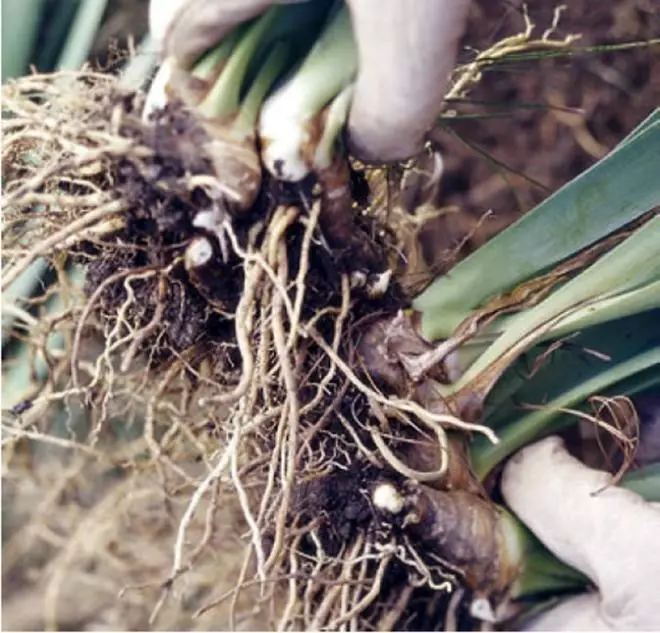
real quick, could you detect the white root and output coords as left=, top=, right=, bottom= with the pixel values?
left=185, top=235, right=215, bottom=270
left=372, top=483, right=405, bottom=515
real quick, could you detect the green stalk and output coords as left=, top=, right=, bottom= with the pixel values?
left=3, top=0, right=110, bottom=363
left=414, top=112, right=660, bottom=340
left=149, top=1, right=331, bottom=116
left=280, top=3, right=357, bottom=120
left=3, top=12, right=158, bottom=408
left=191, top=26, right=247, bottom=81
left=189, top=41, right=292, bottom=217
left=234, top=42, right=291, bottom=133
left=56, top=0, right=109, bottom=71
left=259, top=3, right=357, bottom=181
left=197, top=5, right=286, bottom=119
left=470, top=345, right=660, bottom=480
left=154, top=27, right=247, bottom=111
left=3, top=0, right=109, bottom=306
left=1, top=0, right=47, bottom=79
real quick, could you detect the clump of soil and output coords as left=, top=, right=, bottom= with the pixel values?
left=75, top=99, right=247, bottom=363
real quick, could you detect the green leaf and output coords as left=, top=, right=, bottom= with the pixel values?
left=543, top=279, right=660, bottom=340
left=1, top=0, right=47, bottom=80
left=414, top=111, right=660, bottom=340
left=482, top=310, right=660, bottom=429
left=617, top=108, right=660, bottom=147
left=455, top=215, right=660, bottom=389
left=471, top=345, right=660, bottom=480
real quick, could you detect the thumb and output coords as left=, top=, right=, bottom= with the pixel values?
left=346, top=0, right=470, bottom=162
left=502, top=436, right=660, bottom=630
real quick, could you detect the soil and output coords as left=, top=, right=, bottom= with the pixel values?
left=78, top=99, right=243, bottom=362
left=419, top=0, right=660, bottom=274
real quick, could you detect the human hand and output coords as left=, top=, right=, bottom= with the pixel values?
left=148, top=0, right=470, bottom=162
left=501, top=436, right=660, bottom=630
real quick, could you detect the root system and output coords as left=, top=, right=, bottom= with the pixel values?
left=1, top=14, right=592, bottom=627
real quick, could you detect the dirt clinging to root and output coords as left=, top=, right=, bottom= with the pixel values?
left=7, top=15, right=601, bottom=618
left=1, top=70, right=500, bottom=631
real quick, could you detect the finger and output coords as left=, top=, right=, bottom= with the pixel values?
left=346, top=0, right=470, bottom=162
left=151, top=0, right=275, bottom=67
left=502, top=436, right=660, bottom=630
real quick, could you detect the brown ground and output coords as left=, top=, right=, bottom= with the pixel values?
left=422, top=0, right=659, bottom=268
left=2, top=1, right=659, bottom=631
